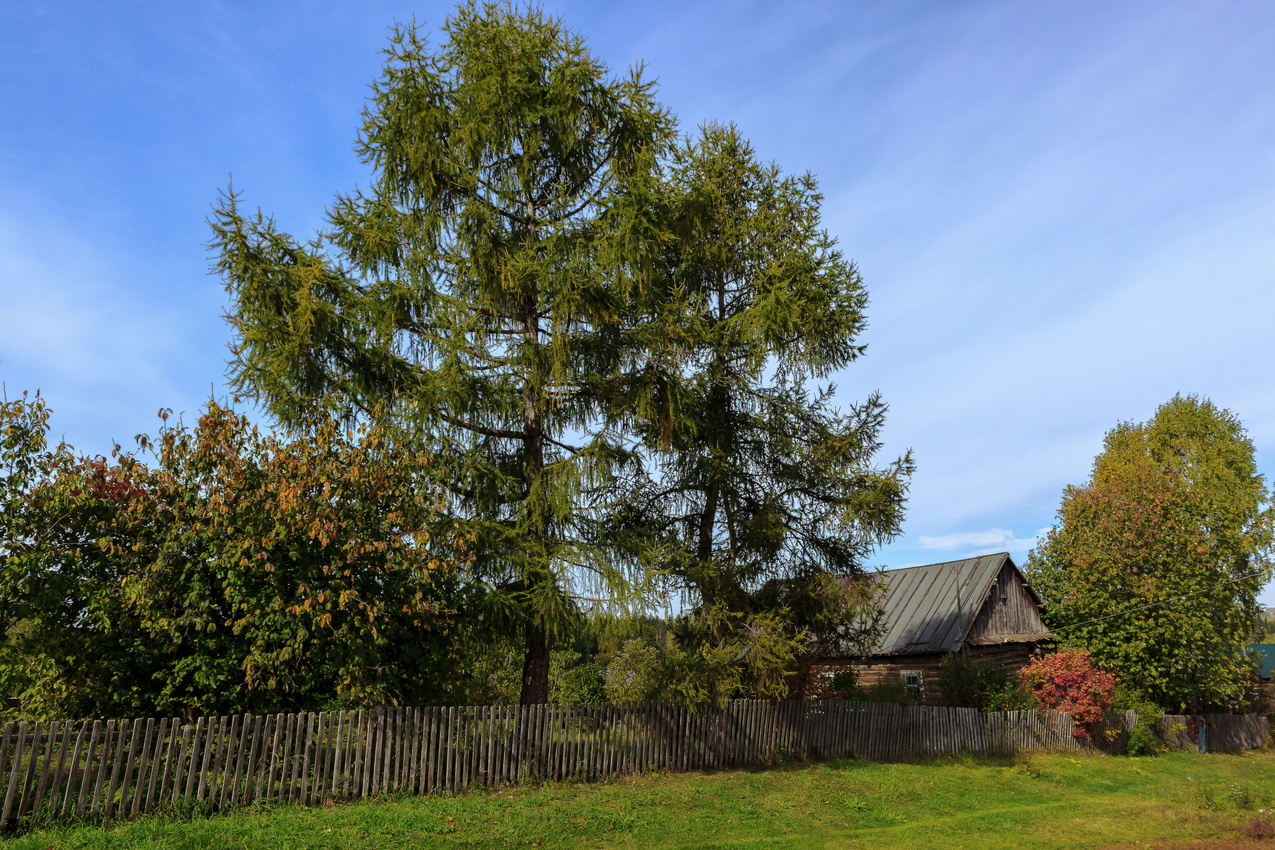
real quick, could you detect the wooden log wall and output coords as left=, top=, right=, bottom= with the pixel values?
left=0, top=702, right=1265, bottom=829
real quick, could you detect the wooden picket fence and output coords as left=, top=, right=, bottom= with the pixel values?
left=1157, top=713, right=1270, bottom=751
left=1, top=700, right=1268, bottom=829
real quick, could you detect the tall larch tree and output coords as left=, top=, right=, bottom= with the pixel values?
left=209, top=2, right=674, bottom=704
left=614, top=125, right=912, bottom=702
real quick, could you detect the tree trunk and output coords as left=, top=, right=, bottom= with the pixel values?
left=520, top=625, right=550, bottom=705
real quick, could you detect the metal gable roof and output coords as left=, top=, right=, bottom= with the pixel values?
left=870, top=552, right=1011, bottom=656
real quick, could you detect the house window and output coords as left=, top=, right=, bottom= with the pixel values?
left=901, top=670, right=922, bottom=694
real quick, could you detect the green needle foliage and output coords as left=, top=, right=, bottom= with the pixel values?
left=1026, top=395, right=1274, bottom=712
left=615, top=125, right=912, bottom=703
left=209, top=3, right=675, bottom=704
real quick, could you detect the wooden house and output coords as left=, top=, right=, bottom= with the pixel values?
left=813, top=552, right=1053, bottom=702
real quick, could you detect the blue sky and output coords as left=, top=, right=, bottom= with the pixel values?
left=3, top=1, right=1274, bottom=604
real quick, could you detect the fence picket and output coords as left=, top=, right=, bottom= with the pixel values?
left=2, top=701, right=1269, bottom=830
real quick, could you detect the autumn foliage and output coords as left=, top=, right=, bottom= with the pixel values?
left=1019, top=649, right=1116, bottom=738
left=1026, top=395, right=1273, bottom=711
left=0, top=394, right=460, bottom=718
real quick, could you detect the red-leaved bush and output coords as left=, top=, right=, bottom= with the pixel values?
left=1018, top=649, right=1117, bottom=739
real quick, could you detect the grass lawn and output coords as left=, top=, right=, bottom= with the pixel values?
left=10, top=749, right=1275, bottom=849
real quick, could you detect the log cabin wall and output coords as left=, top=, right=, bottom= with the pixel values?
left=966, top=641, right=1038, bottom=670
left=964, top=565, right=1048, bottom=642
left=809, top=656, right=948, bottom=702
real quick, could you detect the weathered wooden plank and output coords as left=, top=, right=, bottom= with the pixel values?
left=110, top=718, right=139, bottom=819
left=30, top=720, right=59, bottom=820
left=441, top=706, right=456, bottom=794
left=365, top=708, right=380, bottom=798
left=14, top=720, right=43, bottom=822
left=422, top=707, right=438, bottom=794
left=276, top=714, right=294, bottom=804
left=314, top=711, right=330, bottom=804
left=155, top=718, right=178, bottom=808
left=30, top=720, right=60, bottom=819
left=180, top=718, right=202, bottom=800
left=487, top=704, right=499, bottom=786
left=396, top=707, right=408, bottom=791
left=74, top=720, right=101, bottom=817
left=497, top=704, right=510, bottom=785
left=0, top=724, right=10, bottom=812
left=235, top=715, right=261, bottom=806
left=288, top=713, right=306, bottom=804
left=332, top=712, right=348, bottom=800
left=2, top=721, right=28, bottom=825
left=253, top=716, right=274, bottom=803
left=219, top=714, right=241, bottom=809
left=364, top=708, right=379, bottom=799
left=58, top=721, right=87, bottom=819
left=47, top=721, right=75, bottom=819
left=458, top=706, right=472, bottom=791
left=286, top=713, right=306, bottom=805
left=382, top=706, right=395, bottom=794
left=382, top=709, right=394, bottom=794
left=447, top=704, right=459, bottom=791
left=173, top=720, right=196, bottom=807
left=347, top=710, right=363, bottom=801
left=316, top=712, right=332, bottom=804
left=90, top=719, right=119, bottom=817
left=195, top=716, right=221, bottom=803
left=128, top=718, right=155, bottom=817
left=296, top=713, right=314, bottom=806
left=313, top=712, right=328, bottom=804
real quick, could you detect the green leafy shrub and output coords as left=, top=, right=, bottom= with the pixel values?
left=863, top=677, right=920, bottom=706
left=1112, top=684, right=1168, bottom=756
left=935, top=653, right=1031, bottom=710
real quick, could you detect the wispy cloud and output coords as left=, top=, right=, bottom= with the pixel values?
left=919, top=528, right=1050, bottom=555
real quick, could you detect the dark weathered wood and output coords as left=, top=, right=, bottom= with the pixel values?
left=58, top=722, right=86, bottom=819
left=110, top=718, right=139, bottom=819
left=279, top=713, right=297, bottom=804
left=75, top=719, right=101, bottom=817
left=15, top=721, right=42, bottom=821
left=2, top=721, right=28, bottom=825
left=332, top=712, right=348, bottom=800
left=30, top=720, right=60, bottom=819
left=318, top=713, right=333, bottom=801
left=217, top=715, right=239, bottom=811
left=130, top=718, right=155, bottom=816
left=234, top=715, right=259, bottom=806
left=195, top=715, right=220, bottom=803
left=145, top=718, right=169, bottom=813
left=180, top=718, right=201, bottom=800
left=287, top=713, right=305, bottom=805
left=363, top=707, right=375, bottom=797
left=383, top=708, right=395, bottom=793
left=159, top=718, right=182, bottom=805
left=297, top=713, right=314, bottom=806
left=47, top=721, right=75, bottom=819
left=90, top=719, right=117, bottom=816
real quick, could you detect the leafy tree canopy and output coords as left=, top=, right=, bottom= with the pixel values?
left=0, top=393, right=457, bottom=719
left=1025, top=395, right=1273, bottom=711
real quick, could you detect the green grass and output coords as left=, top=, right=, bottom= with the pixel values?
left=10, top=750, right=1275, bottom=849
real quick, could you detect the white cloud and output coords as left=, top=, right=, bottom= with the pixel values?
left=918, top=528, right=1049, bottom=555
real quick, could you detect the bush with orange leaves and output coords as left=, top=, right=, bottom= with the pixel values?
left=1019, top=648, right=1117, bottom=739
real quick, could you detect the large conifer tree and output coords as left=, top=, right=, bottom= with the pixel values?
left=617, top=125, right=913, bottom=700
left=209, top=2, right=673, bottom=703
